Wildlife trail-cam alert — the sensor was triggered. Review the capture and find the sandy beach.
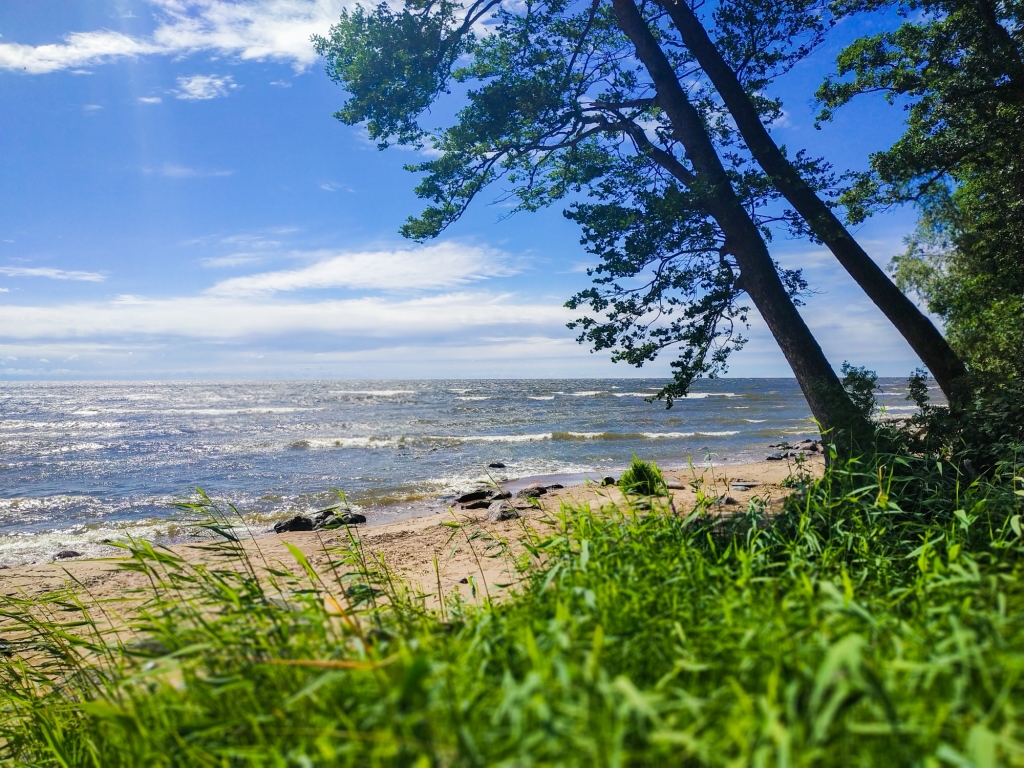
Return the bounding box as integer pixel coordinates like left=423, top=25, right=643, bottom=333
left=0, top=457, right=822, bottom=609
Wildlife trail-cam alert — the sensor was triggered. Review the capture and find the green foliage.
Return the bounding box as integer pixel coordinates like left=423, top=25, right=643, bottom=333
left=313, top=0, right=830, bottom=405
left=617, top=454, right=667, bottom=495
left=890, top=188, right=1024, bottom=381
left=840, top=361, right=879, bottom=419
left=3, top=450, right=1024, bottom=765
left=817, top=0, right=1024, bottom=218
left=886, top=371, right=1024, bottom=475
left=906, top=366, right=930, bottom=410
left=818, top=0, right=1024, bottom=381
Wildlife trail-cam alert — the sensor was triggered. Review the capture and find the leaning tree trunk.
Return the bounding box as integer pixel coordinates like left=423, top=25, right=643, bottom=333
left=610, top=0, right=872, bottom=441
left=659, top=0, right=969, bottom=402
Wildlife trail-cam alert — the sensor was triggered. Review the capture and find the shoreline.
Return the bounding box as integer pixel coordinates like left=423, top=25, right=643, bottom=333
left=0, top=457, right=822, bottom=606
left=0, top=439, right=823, bottom=568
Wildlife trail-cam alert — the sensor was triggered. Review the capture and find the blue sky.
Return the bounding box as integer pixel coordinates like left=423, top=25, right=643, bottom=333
left=0, top=0, right=929, bottom=380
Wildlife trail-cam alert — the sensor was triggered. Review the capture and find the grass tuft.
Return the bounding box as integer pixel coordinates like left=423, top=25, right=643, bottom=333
left=618, top=454, right=668, bottom=496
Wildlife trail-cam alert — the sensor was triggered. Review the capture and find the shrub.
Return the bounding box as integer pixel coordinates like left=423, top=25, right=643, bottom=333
left=617, top=454, right=668, bottom=496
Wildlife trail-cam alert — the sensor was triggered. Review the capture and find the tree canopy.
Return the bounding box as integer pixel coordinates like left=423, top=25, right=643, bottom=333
left=313, top=0, right=888, bottom=433
left=819, top=0, right=1024, bottom=381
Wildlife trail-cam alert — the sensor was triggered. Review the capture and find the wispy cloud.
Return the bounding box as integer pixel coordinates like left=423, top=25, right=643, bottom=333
left=205, top=243, right=516, bottom=296
left=0, top=292, right=567, bottom=340
left=138, top=96, right=162, bottom=104
left=0, top=0, right=351, bottom=75
left=201, top=254, right=263, bottom=268
left=144, top=163, right=233, bottom=178
left=0, top=30, right=161, bottom=74
left=174, top=74, right=236, bottom=100
left=0, top=266, right=105, bottom=282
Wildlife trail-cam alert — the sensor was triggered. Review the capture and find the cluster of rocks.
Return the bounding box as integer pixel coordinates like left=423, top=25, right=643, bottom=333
left=272, top=509, right=367, bottom=534
left=454, top=482, right=565, bottom=522
left=766, top=439, right=822, bottom=461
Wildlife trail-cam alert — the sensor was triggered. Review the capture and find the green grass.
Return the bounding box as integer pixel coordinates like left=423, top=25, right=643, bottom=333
left=2, top=451, right=1024, bottom=766
left=618, top=454, right=668, bottom=496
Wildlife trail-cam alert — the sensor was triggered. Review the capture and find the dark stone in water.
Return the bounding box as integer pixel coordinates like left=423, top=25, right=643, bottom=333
left=491, top=491, right=512, bottom=500
left=516, top=484, right=547, bottom=498
left=766, top=452, right=785, bottom=461
left=488, top=462, right=506, bottom=468
left=602, top=476, right=616, bottom=486
left=313, top=509, right=336, bottom=524
left=456, top=489, right=493, bottom=504
left=341, top=513, right=367, bottom=525
left=274, top=516, right=314, bottom=533
left=461, top=500, right=492, bottom=510
left=545, top=483, right=564, bottom=490
left=315, top=514, right=342, bottom=529
left=487, top=500, right=521, bottom=522
left=54, top=550, right=81, bottom=560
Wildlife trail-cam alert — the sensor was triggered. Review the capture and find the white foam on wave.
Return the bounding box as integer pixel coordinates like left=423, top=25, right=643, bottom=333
left=292, top=437, right=403, bottom=449
left=455, top=396, right=490, bottom=401
left=528, top=396, right=555, bottom=400
left=676, top=392, right=739, bottom=399
left=157, top=407, right=314, bottom=415
left=2, top=419, right=125, bottom=431
left=38, top=442, right=107, bottom=454
left=332, top=390, right=416, bottom=397
left=612, top=392, right=652, bottom=397
left=641, top=430, right=740, bottom=438
left=457, top=433, right=553, bottom=443
left=570, top=391, right=604, bottom=396
left=292, top=428, right=744, bottom=450
left=292, top=432, right=558, bottom=449
left=744, top=419, right=767, bottom=423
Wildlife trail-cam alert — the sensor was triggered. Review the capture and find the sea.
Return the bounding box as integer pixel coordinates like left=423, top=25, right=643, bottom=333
left=0, top=378, right=924, bottom=566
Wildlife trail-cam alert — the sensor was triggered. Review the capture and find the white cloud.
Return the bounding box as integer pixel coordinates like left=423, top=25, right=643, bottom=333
left=0, top=30, right=161, bottom=74
left=174, top=73, right=236, bottom=100
left=83, top=104, right=103, bottom=111
left=0, top=1, right=352, bottom=74
left=138, top=96, right=163, bottom=103
left=205, top=243, right=516, bottom=296
left=0, top=266, right=105, bottom=282
left=0, top=288, right=8, bottom=293
left=269, top=79, right=292, bottom=87
left=144, top=163, right=233, bottom=178
left=0, top=292, right=568, bottom=341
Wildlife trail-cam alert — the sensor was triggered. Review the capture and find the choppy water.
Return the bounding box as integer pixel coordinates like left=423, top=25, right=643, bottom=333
left=0, top=378, right=922, bottom=565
